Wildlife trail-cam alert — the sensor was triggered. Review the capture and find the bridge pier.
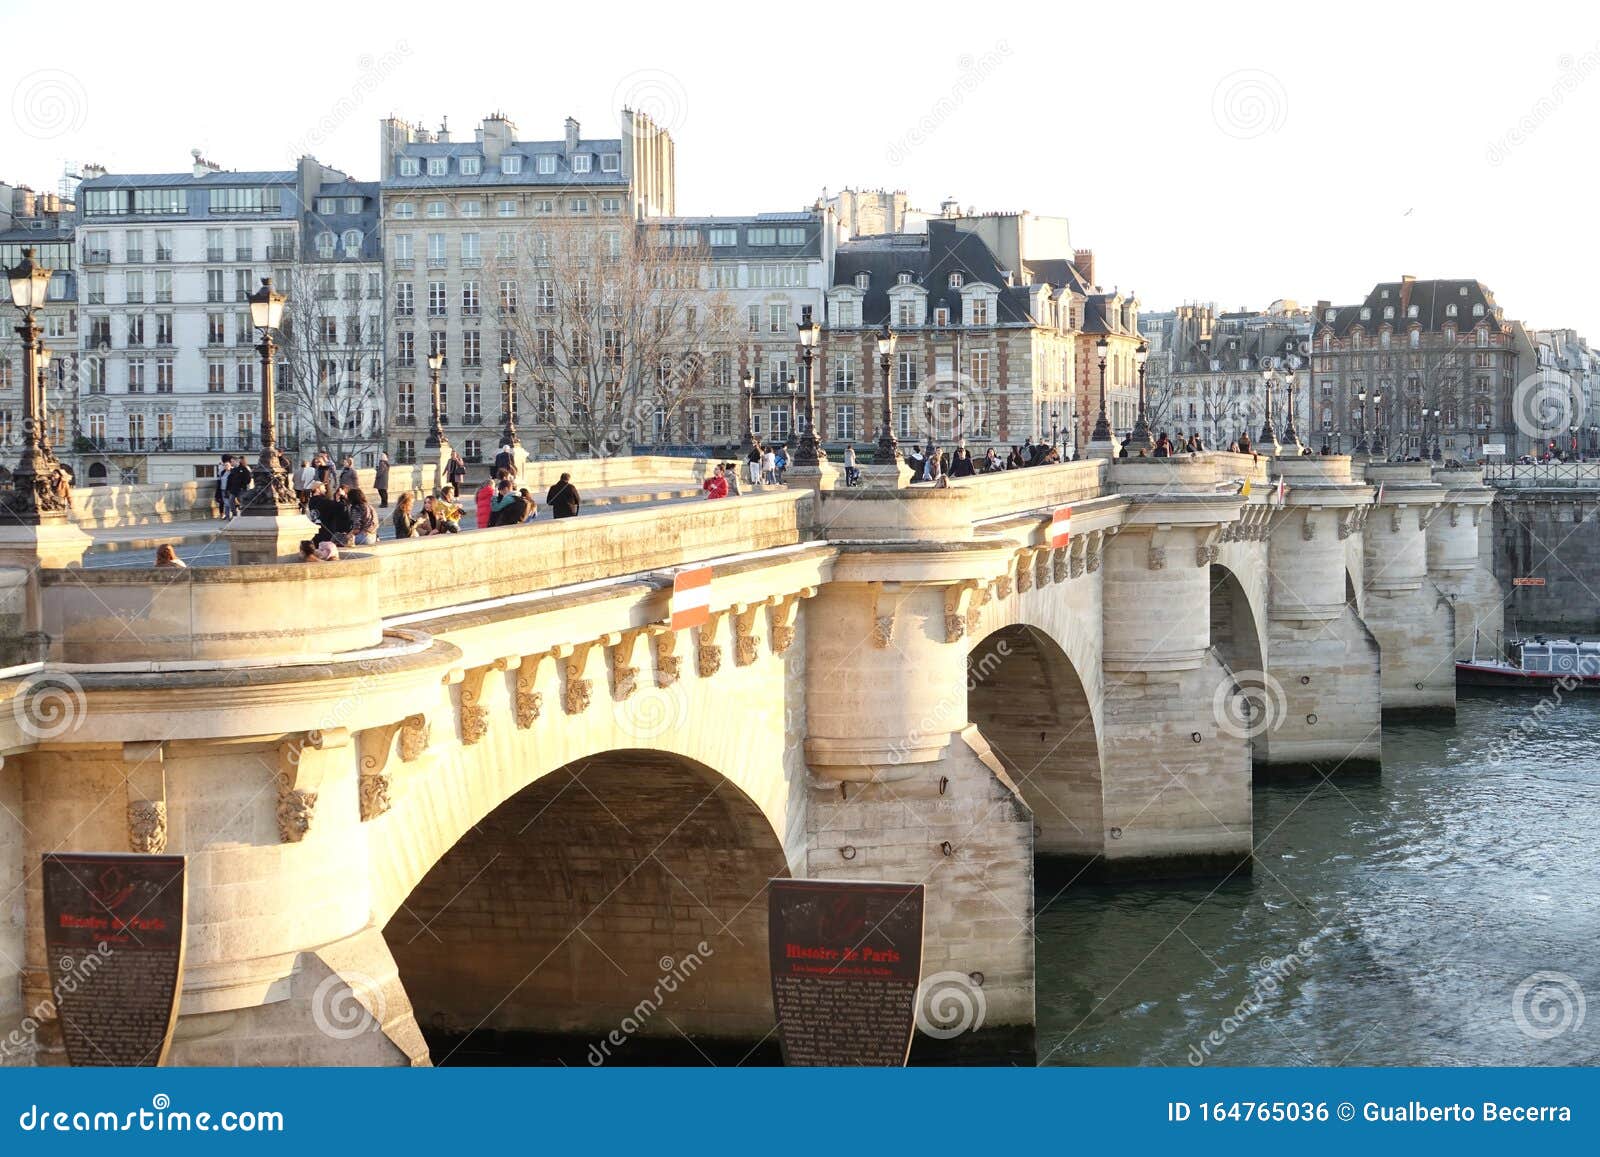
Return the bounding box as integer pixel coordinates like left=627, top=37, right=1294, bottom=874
left=1427, top=467, right=1503, bottom=660
left=804, top=551, right=1037, bottom=1063
left=1363, top=463, right=1455, bottom=717
left=1257, top=456, right=1382, bottom=777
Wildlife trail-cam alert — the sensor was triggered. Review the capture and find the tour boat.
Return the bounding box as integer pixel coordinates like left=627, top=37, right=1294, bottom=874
left=1455, top=636, right=1600, bottom=688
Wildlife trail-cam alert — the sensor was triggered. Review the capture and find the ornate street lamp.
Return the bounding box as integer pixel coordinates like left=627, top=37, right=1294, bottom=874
left=1049, top=408, right=1060, bottom=455
left=1280, top=356, right=1302, bottom=450
left=2, top=247, right=63, bottom=522
left=1258, top=363, right=1279, bottom=451
left=785, top=376, right=798, bottom=449
left=874, top=323, right=899, bottom=463
left=955, top=395, right=966, bottom=448
left=1126, top=340, right=1153, bottom=451
left=794, top=308, right=823, bottom=465
left=500, top=355, right=520, bottom=448
left=740, top=371, right=756, bottom=458
left=1090, top=335, right=1112, bottom=443
left=1354, top=389, right=1369, bottom=455
left=34, top=343, right=53, bottom=458
left=243, top=276, right=294, bottom=512
left=426, top=350, right=446, bottom=449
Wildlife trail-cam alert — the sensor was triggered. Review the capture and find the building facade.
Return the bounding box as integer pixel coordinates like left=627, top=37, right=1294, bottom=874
left=1310, top=277, right=1518, bottom=460
left=822, top=210, right=1101, bottom=455
left=73, top=154, right=373, bottom=483
left=377, top=111, right=675, bottom=464
left=0, top=183, right=76, bottom=464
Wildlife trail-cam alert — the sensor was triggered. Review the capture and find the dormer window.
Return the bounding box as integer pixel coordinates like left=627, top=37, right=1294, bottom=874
left=341, top=229, right=362, bottom=257
left=897, top=272, right=913, bottom=285
left=854, top=272, right=869, bottom=290
left=572, top=154, right=592, bottom=174
left=948, top=272, right=963, bottom=288
left=398, top=158, right=419, bottom=177
left=1360, top=307, right=1371, bottom=320
left=1459, top=286, right=1469, bottom=295
left=1408, top=329, right=1419, bottom=348
left=1472, top=303, right=1484, bottom=317
left=1325, top=308, right=1336, bottom=322
left=601, top=153, right=620, bottom=173
left=501, top=155, right=522, bottom=175
left=1446, top=303, right=1458, bottom=317
left=536, top=155, right=556, bottom=175
left=1407, top=304, right=1418, bottom=318
left=427, top=157, right=447, bottom=176
left=1383, top=306, right=1394, bottom=319
left=460, top=156, right=481, bottom=176
left=934, top=307, right=950, bottom=326
left=316, top=231, right=335, bottom=258
left=1380, top=289, right=1390, bottom=299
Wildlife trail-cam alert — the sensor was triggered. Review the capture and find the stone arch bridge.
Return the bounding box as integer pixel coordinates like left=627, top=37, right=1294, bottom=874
left=0, top=453, right=1499, bottom=1065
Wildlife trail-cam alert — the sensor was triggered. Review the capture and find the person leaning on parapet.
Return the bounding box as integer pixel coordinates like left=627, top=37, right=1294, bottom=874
left=702, top=463, right=729, bottom=500
left=546, top=472, right=581, bottom=519
left=154, top=543, right=187, bottom=568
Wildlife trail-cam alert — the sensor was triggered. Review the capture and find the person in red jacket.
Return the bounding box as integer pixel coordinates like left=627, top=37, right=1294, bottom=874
left=702, top=464, right=729, bottom=500
left=475, top=475, right=497, bottom=529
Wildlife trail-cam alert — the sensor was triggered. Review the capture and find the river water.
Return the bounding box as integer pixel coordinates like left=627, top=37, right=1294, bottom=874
left=1037, top=692, right=1600, bottom=1067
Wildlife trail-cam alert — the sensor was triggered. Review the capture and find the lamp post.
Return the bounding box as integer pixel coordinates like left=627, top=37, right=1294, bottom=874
left=740, top=371, right=755, bottom=458
left=955, top=395, right=966, bottom=448
left=34, top=343, right=53, bottom=458
left=500, top=356, right=520, bottom=448
left=425, top=351, right=446, bottom=449
left=875, top=323, right=899, bottom=463
left=1126, top=340, right=1153, bottom=451
left=1280, top=358, right=1302, bottom=451
left=1090, top=335, right=1112, bottom=443
left=243, top=276, right=294, bottom=512
left=794, top=309, right=822, bottom=465
left=1049, top=408, right=1060, bottom=455
left=1258, top=363, right=1280, bottom=451
left=1371, top=393, right=1385, bottom=456
left=1354, top=389, right=1369, bottom=455
left=2, top=247, right=62, bottom=522
left=785, top=376, right=798, bottom=449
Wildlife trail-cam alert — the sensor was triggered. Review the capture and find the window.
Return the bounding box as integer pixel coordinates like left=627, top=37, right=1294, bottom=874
left=833, top=298, right=858, bottom=327
left=897, top=351, right=918, bottom=388
left=207, top=187, right=279, bottom=214
left=426, top=157, right=447, bottom=177
left=155, top=314, right=173, bottom=345
left=747, top=228, right=776, bottom=246
left=428, top=233, right=446, bottom=263
left=127, top=314, right=144, bottom=346
left=1360, top=307, right=1371, bottom=320
left=496, top=232, right=515, bottom=260
left=155, top=357, right=173, bottom=392
left=897, top=272, right=913, bottom=285
left=949, top=273, right=964, bottom=288
left=501, top=154, right=522, bottom=175
left=568, top=198, right=589, bottom=214
left=316, top=231, right=336, bottom=258
left=934, top=307, right=949, bottom=326
left=428, top=331, right=446, bottom=360
left=207, top=313, right=226, bottom=344
left=497, top=199, right=517, bottom=217
left=601, top=153, right=620, bottom=173
left=836, top=404, right=857, bottom=440
left=536, top=279, right=555, bottom=312
left=463, top=331, right=480, bottom=368
left=896, top=299, right=916, bottom=327
left=1407, top=304, right=1419, bottom=318
left=572, top=154, right=592, bottom=173
left=155, top=270, right=173, bottom=303
left=1472, top=303, right=1485, bottom=317
left=499, top=281, right=519, bottom=314
left=426, top=201, right=447, bottom=219
left=316, top=197, right=338, bottom=215
left=536, top=154, right=556, bottom=174
left=391, top=202, right=415, bottom=220
left=132, top=188, right=186, bottom=214
left=778, top=227, right=807, bottom=245
left=972, top=296, right=990, bottom=326
left=127, top=414, right=145, bottom=449
left=127, top=360, right=145, bottom=392
left=397, top=330, right=415, bottom=366
left=971, top=349, right=990, bottom=386
left=533, top=198, right=554, bottom=214
left=600, top=196, right=622, bottom=214
left=831, top=355, right=855, bottom=392
left=1409, top=329, right=1420, bottom=349
left=769, top=303, right=789, bottom=333
left=399, top=158, right=420, bottom=176
left=460, top=156, right=481, bottom=176
left=708, top=228, right=738, bottom=247
left=461, top=233, right=481, bottom=265
left=428, top=281, right=447, bottom=317
left=237, top=359, right=254, bottom=391
left=342, top=229, right=362, bottom=256
left=462, top=281, right=480, bottom=315
left=460, top=200, right=482, bottom=218
left=395, top=283, right=414, bottom=315
left=208, top=360, right=226, bottom=392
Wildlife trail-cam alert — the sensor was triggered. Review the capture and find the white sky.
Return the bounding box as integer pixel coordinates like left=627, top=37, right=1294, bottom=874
left=6, top=0, right=1598, bottom=331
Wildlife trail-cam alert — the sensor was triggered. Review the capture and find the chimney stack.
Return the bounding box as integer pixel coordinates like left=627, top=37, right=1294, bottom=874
left=1073, top=248, right=1096, bottom=289
left=565, top=116, right=581, bottom=155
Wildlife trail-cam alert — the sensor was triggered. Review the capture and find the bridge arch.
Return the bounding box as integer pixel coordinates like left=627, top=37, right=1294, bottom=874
left=1209, top=562, right=1265, bottom=679
left=966, top=623, right=1103, bottom=863
left=384, top=748, right=787, bottom=1064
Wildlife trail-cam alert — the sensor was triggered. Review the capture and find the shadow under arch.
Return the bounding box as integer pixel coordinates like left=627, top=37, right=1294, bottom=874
left=966, top=623, right=1103, bottom=866
left=1209, top=562, right=1265, bottom=680
left=385, top=749, right=787, bottom=1066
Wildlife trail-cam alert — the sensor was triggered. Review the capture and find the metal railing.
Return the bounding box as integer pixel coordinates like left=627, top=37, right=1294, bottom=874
left=1484, top=462, right=1600, bottom=487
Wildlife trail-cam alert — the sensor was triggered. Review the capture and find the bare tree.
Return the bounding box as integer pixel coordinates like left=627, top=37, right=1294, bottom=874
left=489, top=224, right=739, bottom=457
left=276, top=265, right=384, bottom=465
